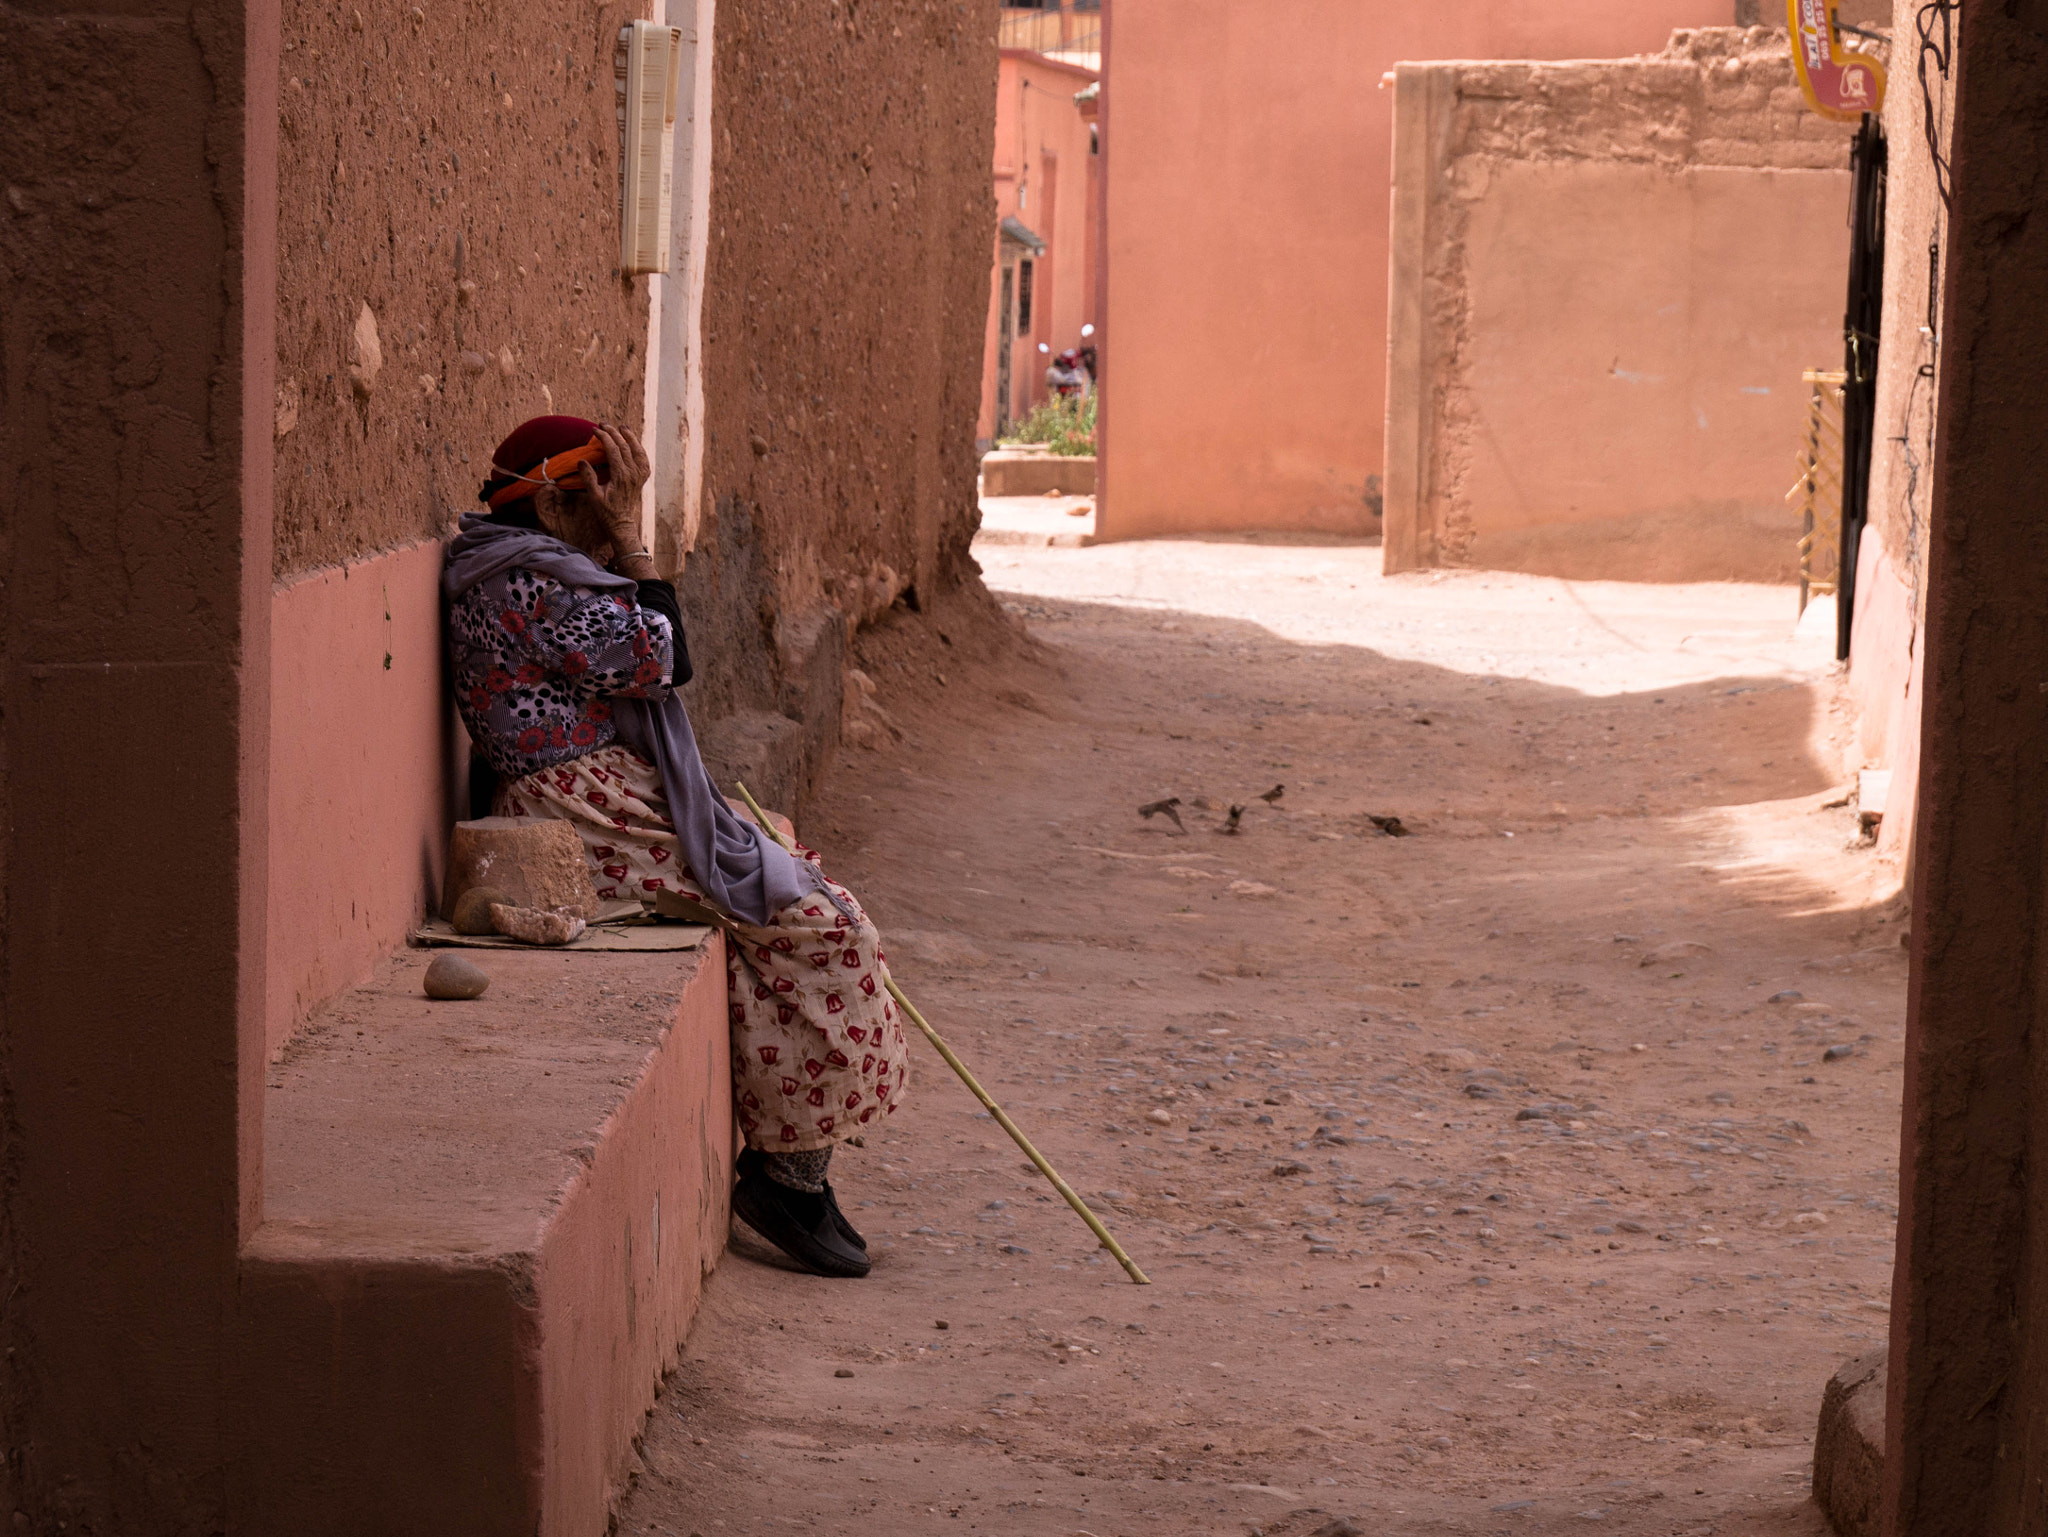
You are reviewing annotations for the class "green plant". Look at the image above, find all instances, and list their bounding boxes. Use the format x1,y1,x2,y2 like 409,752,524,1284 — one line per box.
998,392,1095,456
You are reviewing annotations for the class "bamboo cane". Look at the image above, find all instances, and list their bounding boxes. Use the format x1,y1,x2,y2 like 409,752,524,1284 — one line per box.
733,780,1151,1285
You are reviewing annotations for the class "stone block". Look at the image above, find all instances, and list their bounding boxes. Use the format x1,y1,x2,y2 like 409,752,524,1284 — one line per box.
443,816,599,921
240,942,731,1537
1813,1345,1886,1537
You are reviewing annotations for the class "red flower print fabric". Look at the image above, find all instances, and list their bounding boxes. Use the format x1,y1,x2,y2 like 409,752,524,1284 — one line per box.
495,745,909,1152
449,567,674,777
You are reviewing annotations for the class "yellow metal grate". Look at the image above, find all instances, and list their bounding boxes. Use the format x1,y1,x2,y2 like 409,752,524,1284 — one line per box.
1789,369,1847,616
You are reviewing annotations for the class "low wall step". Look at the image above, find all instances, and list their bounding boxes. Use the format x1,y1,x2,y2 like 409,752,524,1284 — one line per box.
235,940,731,1537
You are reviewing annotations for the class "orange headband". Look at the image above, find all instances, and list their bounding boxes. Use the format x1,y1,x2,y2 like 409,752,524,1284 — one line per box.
486,438,606,508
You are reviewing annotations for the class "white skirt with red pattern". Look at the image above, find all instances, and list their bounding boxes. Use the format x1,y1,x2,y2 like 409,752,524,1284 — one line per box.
494,744,909,1152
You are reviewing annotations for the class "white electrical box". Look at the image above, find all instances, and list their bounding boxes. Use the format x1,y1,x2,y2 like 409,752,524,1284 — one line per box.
615,20,682,276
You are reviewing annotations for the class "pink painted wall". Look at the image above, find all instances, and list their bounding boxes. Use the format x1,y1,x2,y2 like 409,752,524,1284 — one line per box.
267,537,460,1054
537,948,733,1530
1096,0,1731,542
978,48,1100,443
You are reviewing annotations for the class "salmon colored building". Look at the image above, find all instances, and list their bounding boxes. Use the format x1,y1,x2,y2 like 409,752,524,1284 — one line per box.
1094,0,1744,542
978,3,1101,447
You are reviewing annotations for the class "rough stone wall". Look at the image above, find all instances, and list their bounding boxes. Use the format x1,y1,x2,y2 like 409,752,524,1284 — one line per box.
272,0,650,578
1436,29,1852,173
677,0,998,813
1388,28,1858,581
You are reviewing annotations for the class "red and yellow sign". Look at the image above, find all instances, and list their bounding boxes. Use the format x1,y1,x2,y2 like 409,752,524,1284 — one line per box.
1788,0,1887,121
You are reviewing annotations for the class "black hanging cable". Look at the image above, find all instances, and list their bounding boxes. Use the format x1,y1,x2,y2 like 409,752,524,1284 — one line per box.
1916,0,1957,211
1894,0,1954,634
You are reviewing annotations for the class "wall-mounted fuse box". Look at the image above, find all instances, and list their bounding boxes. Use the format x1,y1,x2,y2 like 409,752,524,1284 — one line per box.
615,20,683,276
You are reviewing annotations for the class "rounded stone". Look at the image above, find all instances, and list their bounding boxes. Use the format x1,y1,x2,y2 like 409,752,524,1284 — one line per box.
450,884,510,936
423,952,491,1000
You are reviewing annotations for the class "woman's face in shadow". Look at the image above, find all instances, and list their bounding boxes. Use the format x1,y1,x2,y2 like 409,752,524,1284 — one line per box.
532,479,615,563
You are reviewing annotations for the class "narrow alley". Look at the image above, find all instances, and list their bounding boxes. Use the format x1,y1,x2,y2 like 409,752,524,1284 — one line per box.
621,536,1902,1537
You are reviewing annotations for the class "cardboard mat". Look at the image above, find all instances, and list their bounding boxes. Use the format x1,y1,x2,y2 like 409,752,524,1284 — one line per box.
409,917,713,953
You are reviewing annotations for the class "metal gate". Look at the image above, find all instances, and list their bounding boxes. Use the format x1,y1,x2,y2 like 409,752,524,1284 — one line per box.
1836,115,1887,660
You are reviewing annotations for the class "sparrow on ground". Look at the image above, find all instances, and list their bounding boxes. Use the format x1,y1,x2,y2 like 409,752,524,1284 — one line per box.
1258,784,1285,804
1138,796,1185,833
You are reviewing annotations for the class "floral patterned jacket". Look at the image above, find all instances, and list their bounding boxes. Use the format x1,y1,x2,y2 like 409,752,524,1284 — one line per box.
449,566,676,777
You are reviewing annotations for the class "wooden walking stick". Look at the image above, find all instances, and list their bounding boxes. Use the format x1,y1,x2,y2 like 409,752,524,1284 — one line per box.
733,781,1150,1286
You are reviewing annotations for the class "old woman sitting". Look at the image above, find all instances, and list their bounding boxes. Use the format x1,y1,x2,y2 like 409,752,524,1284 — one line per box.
443,413,903,1279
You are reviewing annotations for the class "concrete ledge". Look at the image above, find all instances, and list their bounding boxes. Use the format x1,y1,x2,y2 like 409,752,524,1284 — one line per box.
980,450,1097,497
1813,1345,1886,1537
235,940,731,1536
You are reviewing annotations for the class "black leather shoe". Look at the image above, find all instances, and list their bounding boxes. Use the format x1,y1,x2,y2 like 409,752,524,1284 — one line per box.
732,1172,872,1278
821,1181,867,1252
737,1147,866,1251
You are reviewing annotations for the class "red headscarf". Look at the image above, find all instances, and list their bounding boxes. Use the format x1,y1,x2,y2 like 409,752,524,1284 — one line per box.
477,415,613,510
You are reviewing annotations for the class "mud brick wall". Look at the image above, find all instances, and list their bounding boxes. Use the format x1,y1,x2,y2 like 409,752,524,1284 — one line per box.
1383,28,1859,583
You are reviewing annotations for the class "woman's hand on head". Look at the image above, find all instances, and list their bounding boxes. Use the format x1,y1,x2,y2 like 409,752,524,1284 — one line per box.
590,423,651,550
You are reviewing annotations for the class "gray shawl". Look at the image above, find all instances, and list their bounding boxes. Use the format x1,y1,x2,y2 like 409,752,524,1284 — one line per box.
443,513,826,927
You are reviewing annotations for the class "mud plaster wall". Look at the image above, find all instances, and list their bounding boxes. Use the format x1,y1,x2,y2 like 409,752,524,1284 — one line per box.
264,0,653,1056
679,0,998,814
272,0,651,577
1385,29,1857,583
266,0,998,1025
275,0,997,805
1888,3,2048,1524
1841,2,1950,861
2,0,274,1521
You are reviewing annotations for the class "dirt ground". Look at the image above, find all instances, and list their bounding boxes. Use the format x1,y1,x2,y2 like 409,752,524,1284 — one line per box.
618,533,1906,1537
